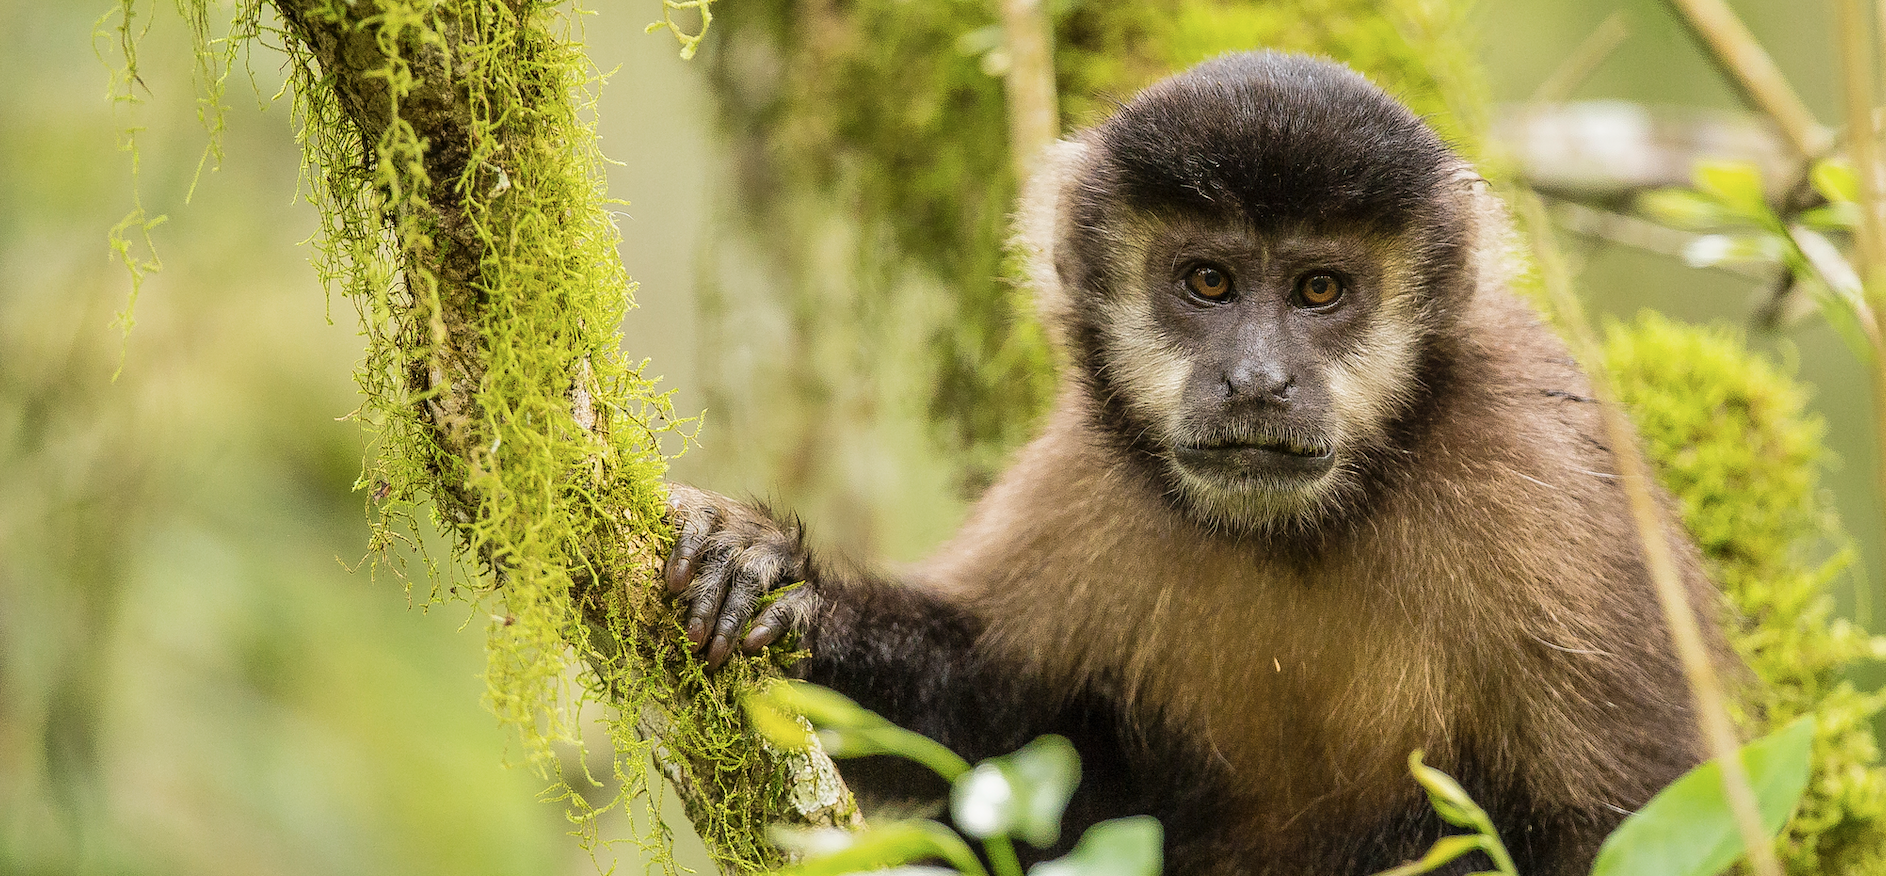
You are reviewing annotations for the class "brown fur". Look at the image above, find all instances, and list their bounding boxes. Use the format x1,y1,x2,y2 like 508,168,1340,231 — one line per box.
921,290,1717,849
908,158,1722,865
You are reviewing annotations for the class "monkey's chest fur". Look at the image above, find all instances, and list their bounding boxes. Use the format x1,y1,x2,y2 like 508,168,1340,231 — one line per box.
917,384,1705,872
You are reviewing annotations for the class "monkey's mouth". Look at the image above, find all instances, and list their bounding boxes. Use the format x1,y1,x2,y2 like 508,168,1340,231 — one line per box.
1171,437,1335,485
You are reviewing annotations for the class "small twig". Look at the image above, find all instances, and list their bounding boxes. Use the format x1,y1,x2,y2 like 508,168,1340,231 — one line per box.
1549,199,1772,281
1788,225,1879,331
1520,189,1784,876
1833,0,1886,636
1530,12,1630,105
997,0,1059,181
1663,0,1832,158
1493,102,1789,203
1839,0,1886,275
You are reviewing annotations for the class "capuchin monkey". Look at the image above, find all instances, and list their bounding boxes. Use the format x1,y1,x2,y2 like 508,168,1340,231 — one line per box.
664,51,1728,875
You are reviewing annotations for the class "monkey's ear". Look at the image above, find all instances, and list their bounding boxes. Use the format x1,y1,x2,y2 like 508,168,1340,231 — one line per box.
1447,165,1487,190
1014,138,1095,352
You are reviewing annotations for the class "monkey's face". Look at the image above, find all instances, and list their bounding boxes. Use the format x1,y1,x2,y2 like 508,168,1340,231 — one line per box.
1024,52,1467,532
1085,212,1429,529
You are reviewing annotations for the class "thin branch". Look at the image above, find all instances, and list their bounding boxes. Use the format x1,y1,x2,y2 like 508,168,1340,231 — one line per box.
1529,12,1630,105
1520,190,1785,876
998,0,1058,181
1840,0,1886,276
1663,0,1832,158
1833,0,1886,651
1493,102,1789,203
1549,199,1773,282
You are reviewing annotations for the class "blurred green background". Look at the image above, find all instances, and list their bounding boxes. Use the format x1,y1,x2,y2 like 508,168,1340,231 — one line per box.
0,1,1872,874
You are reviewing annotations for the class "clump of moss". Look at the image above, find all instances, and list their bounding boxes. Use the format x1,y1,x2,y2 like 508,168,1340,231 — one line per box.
1607,311,1886,876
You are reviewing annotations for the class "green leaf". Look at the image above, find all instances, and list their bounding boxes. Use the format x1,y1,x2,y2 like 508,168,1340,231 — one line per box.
745,692,816,750
1408,751,1493,833
1681,233,1782,268
953,735,1082,848
1784,227,1876,364
1400,753,1518,875
1028,816,1162,876
763,680,890,731
952,763,1020,844
749,681,972,780
1638,188,1740,230
1371,834,1491,876
1693,159,1768,216
1811,159,1860,203
773,821,989,876
1798,202,1862,231
1806,279,1878,365
1006,736,1081,847
1590,715,1816,876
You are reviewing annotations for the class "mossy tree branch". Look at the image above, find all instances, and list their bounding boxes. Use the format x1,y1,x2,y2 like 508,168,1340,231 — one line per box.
253,1,857,871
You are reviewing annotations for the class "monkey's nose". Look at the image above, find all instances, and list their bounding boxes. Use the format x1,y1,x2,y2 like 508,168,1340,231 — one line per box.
1224,361,1294,405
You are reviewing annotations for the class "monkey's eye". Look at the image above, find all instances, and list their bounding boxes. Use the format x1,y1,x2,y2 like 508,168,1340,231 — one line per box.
1296,273,1345,308
1186,265,1233,301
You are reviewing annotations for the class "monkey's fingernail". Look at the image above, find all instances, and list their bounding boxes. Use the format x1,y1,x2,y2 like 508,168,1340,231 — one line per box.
666,559,691,594
685,618,707,647
707,635,731,668
742,625,773,651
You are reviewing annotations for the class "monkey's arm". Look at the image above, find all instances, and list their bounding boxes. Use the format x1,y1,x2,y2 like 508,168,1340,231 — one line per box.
661,484,1050,758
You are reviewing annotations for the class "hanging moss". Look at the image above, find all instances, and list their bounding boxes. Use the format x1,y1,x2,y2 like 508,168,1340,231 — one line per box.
1607,311,1886,876
116,0,856,871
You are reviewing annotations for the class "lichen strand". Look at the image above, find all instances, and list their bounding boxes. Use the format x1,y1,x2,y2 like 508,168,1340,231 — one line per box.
1607,312,1886,876
156,0,828,870
702,0,1489,491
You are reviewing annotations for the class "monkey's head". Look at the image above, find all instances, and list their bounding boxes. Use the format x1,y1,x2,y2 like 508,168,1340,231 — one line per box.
1023,52,1479,532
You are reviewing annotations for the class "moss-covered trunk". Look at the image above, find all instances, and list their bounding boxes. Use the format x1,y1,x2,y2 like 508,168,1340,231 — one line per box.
258,0,854,871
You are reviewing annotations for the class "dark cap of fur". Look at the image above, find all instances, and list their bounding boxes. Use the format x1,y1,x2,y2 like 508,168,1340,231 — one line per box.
1086,52,1459,234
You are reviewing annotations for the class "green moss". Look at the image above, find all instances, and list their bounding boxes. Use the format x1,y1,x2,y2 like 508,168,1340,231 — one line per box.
1607,312,1886,876
114,0,820,870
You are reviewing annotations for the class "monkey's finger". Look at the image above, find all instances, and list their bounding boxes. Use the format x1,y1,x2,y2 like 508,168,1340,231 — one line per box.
664,495,717,595
707,546,788,669
740,588,814,655
683,553,738,649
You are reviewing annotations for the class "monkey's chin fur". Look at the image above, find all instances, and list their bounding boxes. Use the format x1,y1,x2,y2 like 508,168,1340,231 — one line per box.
1165,441,1343,531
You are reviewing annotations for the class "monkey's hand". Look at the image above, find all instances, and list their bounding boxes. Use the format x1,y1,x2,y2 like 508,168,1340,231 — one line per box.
663,483,820,669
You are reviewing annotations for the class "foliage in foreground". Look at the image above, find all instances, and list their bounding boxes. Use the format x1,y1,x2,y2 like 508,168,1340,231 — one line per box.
748,682,1161,876
757,685,1817,876
1391,717,1815,876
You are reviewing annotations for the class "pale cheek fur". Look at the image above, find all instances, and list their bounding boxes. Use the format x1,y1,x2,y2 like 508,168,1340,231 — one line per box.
1326,284,1423,450
1097,298,1195,436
